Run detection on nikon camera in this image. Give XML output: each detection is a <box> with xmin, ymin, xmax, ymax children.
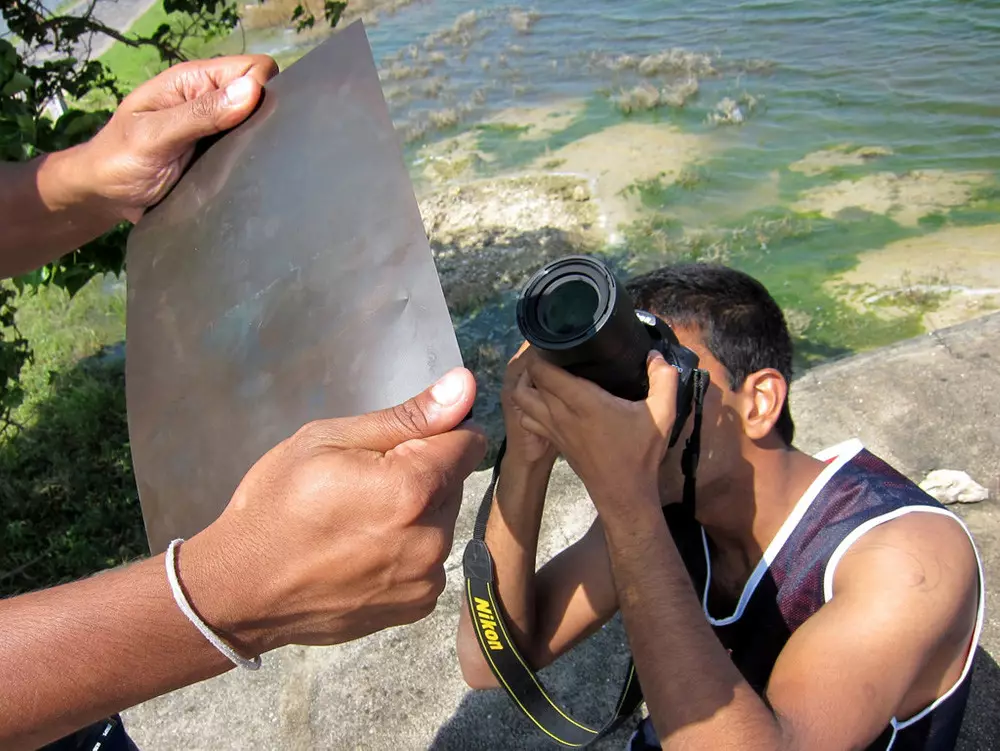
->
<box><xmin>516</xmin><ymin>255</ymin><xmax>700</xmax><ymax>447</ymax></box>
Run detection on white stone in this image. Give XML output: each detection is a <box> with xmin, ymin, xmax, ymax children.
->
<box><xmin>919</xmin><ymin>469</ymin><xmax>990</xmax><ymax>504</ymax></box>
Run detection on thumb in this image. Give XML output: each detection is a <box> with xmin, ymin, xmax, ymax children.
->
<box><xmin>645</xmin><ymin>350</ymin><xmax>680</xmax><ymax>438</ymax></box>
<box><xmin>146</xmin><ymin>74</ymin><xmax>263</xmax><ymax>156</ymax></box>
<box><xmin>317</xmin><ymin>368</ymin><xmax>477</xmax><ymax>453</ymax></box>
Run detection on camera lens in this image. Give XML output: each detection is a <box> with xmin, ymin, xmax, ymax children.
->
<box><xmin>537</xmin><ymin>279</ymin><xmax>599</xmax><ymax>337</ymax></box>
<box><xmin>516</xmin><ymin>256</ymin><xmax>614</xmax><ymax>349</ymax></box>
<box><xmin>517</xmin><ymin>255</ymin><xmax>653</xmax><ymax>400</ymax></box>
<box><xmin>516</xmin><ymin>253</ymin><xmax>700</xmax><ymax>438</ymax></box>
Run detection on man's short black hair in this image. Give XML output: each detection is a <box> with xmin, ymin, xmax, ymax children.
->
<box><xmin>626</xmin><ymin>263</ymin><xmax>796</xmax><ymax>445</ymax></box>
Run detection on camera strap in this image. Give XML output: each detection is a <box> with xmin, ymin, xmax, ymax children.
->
<box><xmin>462</xmin><ymin>368</ymin><xmax>710</xmax><ymax>748</ymax></box>
<box><xmin>463</xmin><ymin>439</ymin><xmax>644</xmax><ymax>748</ymax></box>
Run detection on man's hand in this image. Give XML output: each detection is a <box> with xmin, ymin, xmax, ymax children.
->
<box><xmin>502</xmin><ymin>342</ymin><xmax>559</xmax><ymax>466</ymax></box>
<box><xmin>0</xmin><ymin>367</ymin><xmax>487</xmax><ymax>749</ymax></box>
<box><xmin>512</xmin><ymin>349</ymin><xmax>680</xmax><ymax>514</ymax></box>
<box><xmin>1</xmin><ymin>55</ymin><xmax>278</xmax><ymax>277</ymax></box>
<box><xmin>182</xmin><ymin>365</ymin><xmax>486</xmax><ymax>655</ymax></box>
<box><xmin>73</xmin><ymin>55</ymin><xmax>278</xmax><ymax>223</ymax></box>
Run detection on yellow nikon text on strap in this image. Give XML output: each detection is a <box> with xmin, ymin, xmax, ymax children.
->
<box><xmin>473</xmin><ymin>597</ymin><xmax>504</xmax><ymax>651</ymax></box>
<box><xmin>462</xmin><ymin>441</ymin><xmax>644</xmax><ymax>748</ymax></box>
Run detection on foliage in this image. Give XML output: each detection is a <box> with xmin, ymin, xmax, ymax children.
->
<box><xmin>0</xmin><ymin>275</ymin><xmax>136</xmax><ymax>597</ymax></box>
<box><xmin>0</xmin><ymin>353</ymin><xmax>143</xmax><ymax>597</ymax></box>
<box><xmin>289</xmin><ymin>0</ymin><xmax>346</xmax><ymax>32</ymax></box>
<box><xmin>0</xmin><ymin>286</ymin><xmax>31</xmax><ymax>437</ymax></box>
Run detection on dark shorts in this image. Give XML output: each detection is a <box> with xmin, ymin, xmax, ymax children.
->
<box><xmin>39</xmin><ymin>715</ymin><xmax>138</xmax><ymax>751</ymax></box>
<box><xmin>626</xmin><ymin>716</ymin><xmax>661</xmax><ymax>750</ymax></box>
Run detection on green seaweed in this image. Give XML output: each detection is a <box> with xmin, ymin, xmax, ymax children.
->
<box><xmin>614</xmin><ymin>207</ymin><xmax>927</xmax><ymax>373</ymax></box>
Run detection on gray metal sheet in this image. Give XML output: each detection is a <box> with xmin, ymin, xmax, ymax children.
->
<box><xmin>125</xmin><ymin>20</ymin><xmax>462</xmax><ymax>555</ymax></box>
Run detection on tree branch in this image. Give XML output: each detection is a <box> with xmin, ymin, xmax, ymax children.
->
<box><xmin>36</xmin><ymin>15</ymin><xmax>188</xmax><ymax>63</ymax></box>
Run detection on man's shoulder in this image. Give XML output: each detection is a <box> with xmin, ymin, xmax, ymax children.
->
<box><xmin>807</xmin><ymin>438</ymin><xmax>949</xmax><ymax>531</ymax></box>
<box><xmin>831</xmin><ymin>508</ymin><xmax>980</xmax><ymax>617</ymax></box>
<box><xmin>844</xmin><ymin>509</ymin><xmax>977</xmax><ymax>566</ymax></box>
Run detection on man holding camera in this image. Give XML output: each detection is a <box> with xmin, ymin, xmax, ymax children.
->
<box><xmin>457</xmin><ymin>263</ymin><xmax>983</xmax><ymax>750</ymax></box>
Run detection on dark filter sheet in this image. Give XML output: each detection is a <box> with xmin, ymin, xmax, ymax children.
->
<box><xmin>125</xmin><ymin>20</ymin><xmax>463</xmax><ymax>554</ymax></box>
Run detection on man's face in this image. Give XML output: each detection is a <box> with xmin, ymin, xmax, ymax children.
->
<box><xmin>657</xmin><ymin>325</ymin><xmax>752</xmax><ymax>506</ymax></box>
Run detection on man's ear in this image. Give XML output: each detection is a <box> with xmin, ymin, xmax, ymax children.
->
<box><xmin>738</xmin><ymin>369</ymin><xmax>788</xmax><ymax>441</ymax></box>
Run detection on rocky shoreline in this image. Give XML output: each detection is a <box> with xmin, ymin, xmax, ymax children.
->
<box><xmin>411</xmin><ymin>117</ymin><xmax>1000</xmax><ymax>465</ymax></box>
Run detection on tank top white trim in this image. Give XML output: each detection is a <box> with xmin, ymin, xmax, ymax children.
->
<box><xmin>700</xmin><ymin>438</ymin><xmax>864</xmax><ymax>625</ymax></box>
<box><xmin>695</xmin><ymin>436</ymin><xmax>983</xmax><ymax>749</ymax></box>
<box><xmin>823</xmin><ymin>504</ymin><xmax>985</xmax><ymax>748</ymax></box>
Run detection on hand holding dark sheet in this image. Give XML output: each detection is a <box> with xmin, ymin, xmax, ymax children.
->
<box><xmin>177</xmin><ymin>367</ymin><xmax>487</xmax><ymax>655</ymax></box>
<box><xmin>0</xmin><ymin>55</ymin><xmax>277</xmax><ymax>276</ymax></box>
<box><xmin>81</xmin><ymin>55</ymin><xmax>279</xmax><ymax>224</ymax></box>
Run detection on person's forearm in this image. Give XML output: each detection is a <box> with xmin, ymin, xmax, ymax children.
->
<box><xmin>457</xmin><ymin>454</ymin><xmax>555</xmax><ymax>685</ymax></box>
<box><xmin>486</xmin><ymin>461</ymin><xmax>553</xmax><ymax>654</ymax></box>
<box><xmin>0</xmin><ymin>147</ymin><xmax>121</xmax><ymax>279</ymax></box>
<box><xmin>0</xmin><ymin>540</ymin><xmax>249</xmax><ymax>750</ymax></box>
<box><xmin>599</xmin><ymin>493</ymin><xmax>789</xmax><ymax>751</ymax></box>
<box><xmin>484</xmin><ymin>457</ymin><xmax>556</xmax><ymax>652</ymax></box>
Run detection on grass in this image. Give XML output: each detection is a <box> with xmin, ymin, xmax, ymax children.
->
<box><xmin>0</xmin><ymin>277</ymin><xmax>144</xmax><ymax>598</ymax></box>
<box><xmin>54</xmin><ymin>0</ymin><xmax>84</xmax><ymax>13</ymax></box>
<box><xmin>10</xmin><ymin>278</ymin><xmax>126</xmax><ymax>418</ymax></box>
<box><xmin>96</xmin><ymin>1</ymin><xmax>177</xmax><ymax>91</ymax></box>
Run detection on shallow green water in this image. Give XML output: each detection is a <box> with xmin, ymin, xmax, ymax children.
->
<box><xmin>254</xmin><ymin>0</ymin><xmax>1000</xmax><ymax>375</ymax></box>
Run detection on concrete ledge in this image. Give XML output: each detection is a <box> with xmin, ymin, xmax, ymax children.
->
<box><xmin>123</xmin><ymin>313</ymin><xmax>1000</xmax><ymax>750</ymax></box>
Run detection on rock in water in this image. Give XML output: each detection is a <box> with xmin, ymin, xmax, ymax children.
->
<box><xmin>919</xmin><ymin>469</ymin><xmax>990</xmax><ymax>504</ymax></box>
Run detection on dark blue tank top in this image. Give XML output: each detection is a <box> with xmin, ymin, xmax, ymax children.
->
<box><xmin>628</xmin><ymin>439</ymin><xmax>984</xmax><ymax>751</ymax></box>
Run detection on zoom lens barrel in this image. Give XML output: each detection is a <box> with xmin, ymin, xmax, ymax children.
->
<box><xmin>516</xmin><ymin>255</ymin><xmax>659</xmax><ymax>402</ymax></box>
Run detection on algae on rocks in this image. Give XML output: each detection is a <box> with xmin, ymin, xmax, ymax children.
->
<box><xmin>420</xmin><ymin>174</ymin><xmax>602</xmax><ymax>317</ymax></box>
<box><xmin>418</xmin><ymin>174</ymin><xmax>604</xmax><ymax>464</ymax></box>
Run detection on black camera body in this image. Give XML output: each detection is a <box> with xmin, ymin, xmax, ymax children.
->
<box><xmin>516</xmin><ymin>255</ymin><xmax>700</xmax><ymax>447</ymax></box>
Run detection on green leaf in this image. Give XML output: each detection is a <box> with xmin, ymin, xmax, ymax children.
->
<box><xmin>324</xmin><ymin>1</ymin><xmax>347</xmax><ymax>26</ymax></box>
<box><xmin>2</xmin><ymin>72</ymin><xmax>32</xmax><ymax>96</ymax></box>
<box><xmin>0</xmin><ymin>39</ymin><xmax>15</xmax><ymax>66</ymax></box>
<box><xmin>56</xmin><ymin>111</ymin><xmax>105</xmax><ymax>141</ymax></box>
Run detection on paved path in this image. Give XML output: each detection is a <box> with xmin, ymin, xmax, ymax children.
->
<box><xmin>4</xmin><ymin>0</ymin><xmax>161</xmax><ymax>63</ymax></box>
<box><xmin>122</xmin><ymin>312</ymin><xmax>1000</xmax><ymax>749</ymax></box>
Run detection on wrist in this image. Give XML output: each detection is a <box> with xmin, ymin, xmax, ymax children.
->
<box><xmin>173</xmin><ymin>529</ymin><xmax>279</xmax><ymax>658</ymax></box>
<box><xmin>37</xmin><ymin>146</ymin><xmax>89</xmax><ymax>211</ymax></box>
<box><xmin>497</xmin><ymin>454</ymin><xmax>555</xmax><ymax>499</ymax></box>
<box><xmin>39</xmin><ymin>144</ymin><xmax>127</xmax><ymax>225</ymax></box>
<box><xmin>591</xmin><ymin>481</ymin><xmax>663</xmax><ymax>543</ymax></box>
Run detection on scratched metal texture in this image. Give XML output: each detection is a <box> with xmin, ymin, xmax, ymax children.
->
<box><xmin>124</xmin><ymin>20</ymin><xmax>462</xmax><ymax>554</ymax></box>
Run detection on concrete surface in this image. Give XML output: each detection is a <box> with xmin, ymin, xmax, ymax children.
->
<box><xmin>122</xmin><ymin>313</ymin><xmax>1000</xmax><ymax>750</ymax></box>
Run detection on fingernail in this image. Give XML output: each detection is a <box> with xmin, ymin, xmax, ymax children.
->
<box><xmin>648</xmin><ymin>349</ymin><xmax>665</xmax><ymax>362</ymax></box>
<box><xmin>430</xmin><ymin>369</ymin><xmax>465</xmax><ymax>406</ymax></box>
<box><xmin>224</xmin><ymin>75</ymin><xmax>255</xmax><ymax>107</ymax></box>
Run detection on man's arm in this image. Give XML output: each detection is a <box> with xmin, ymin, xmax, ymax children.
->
<box><xmin>0</xmin><ymin>152</ymin><xmax>119</xmax><ymax>278</ymax></box>
<box><xmin>0</xmin><ymin>546</ymin><xmax>237</xmax><ymax>750</ymax></box>
<box><xmin>2</xmin><ymin>367</ymin><xmax>486</xmax><ymax>749</ymax></box>
<box><xmin>456</xmin><ymin>344</ymin><xmax>621</xmax><ymax>689</ymax></box>
<box><xmin>600</xmin><ymin>498</ymin><xmax>979</xmax><ymax>750</ymax></box>
<box><xmin>456</xmin><ymin>459</ymin><xmax>619</xmax><ymax>688</ymax></box>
